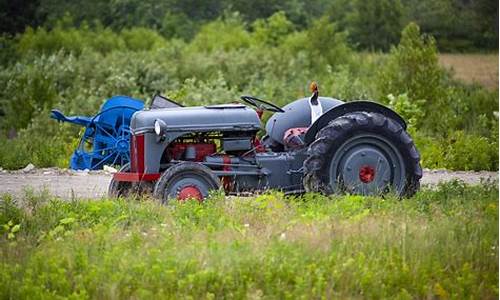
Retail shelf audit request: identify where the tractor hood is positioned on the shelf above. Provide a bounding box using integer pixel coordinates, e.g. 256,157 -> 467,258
130,104 -> 262,134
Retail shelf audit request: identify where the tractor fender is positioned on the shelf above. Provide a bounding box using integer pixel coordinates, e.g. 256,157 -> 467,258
304,100 -> 407,145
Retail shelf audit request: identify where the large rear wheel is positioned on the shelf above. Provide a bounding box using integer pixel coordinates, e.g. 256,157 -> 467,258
303,112 -> 421,197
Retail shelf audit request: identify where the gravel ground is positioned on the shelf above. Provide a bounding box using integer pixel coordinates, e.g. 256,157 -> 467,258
0,168 -> 497,199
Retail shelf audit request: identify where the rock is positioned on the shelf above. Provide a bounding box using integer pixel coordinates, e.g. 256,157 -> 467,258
74,169 -> 89,176
22,163 -> 35,173
103,165 -> 118,173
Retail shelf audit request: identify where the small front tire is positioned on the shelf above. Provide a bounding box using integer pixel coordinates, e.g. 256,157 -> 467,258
108,163 -> 132,198
153,162 -> 221,204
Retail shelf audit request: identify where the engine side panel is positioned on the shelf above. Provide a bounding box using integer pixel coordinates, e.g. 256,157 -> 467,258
252,151 -> 307,192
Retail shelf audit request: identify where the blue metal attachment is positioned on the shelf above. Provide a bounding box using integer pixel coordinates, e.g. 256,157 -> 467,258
51,96 -> 144,170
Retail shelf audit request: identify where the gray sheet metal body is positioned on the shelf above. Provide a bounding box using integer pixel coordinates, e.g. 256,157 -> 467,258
265,97 -> 344,145
130,104 -> 261,173
131,104 -> 261,135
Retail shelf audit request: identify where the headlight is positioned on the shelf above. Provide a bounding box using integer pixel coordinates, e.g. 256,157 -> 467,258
154,120 -> 162,135
154,119 -> 167,137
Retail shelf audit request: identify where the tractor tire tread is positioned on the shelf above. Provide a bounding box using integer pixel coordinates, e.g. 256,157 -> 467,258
303,111 -> 422,197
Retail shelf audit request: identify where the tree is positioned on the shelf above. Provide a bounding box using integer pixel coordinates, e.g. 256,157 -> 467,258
348,0 -> 404,51
378,23 -> 450,133
0,0 -> 40,35
305,17 -> 352,67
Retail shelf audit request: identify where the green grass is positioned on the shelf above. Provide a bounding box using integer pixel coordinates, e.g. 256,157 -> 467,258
0,181 -> 498,299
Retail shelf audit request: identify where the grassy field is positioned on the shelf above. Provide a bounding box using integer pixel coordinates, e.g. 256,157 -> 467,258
439,53 -> 499,90
0,181 -> 498,299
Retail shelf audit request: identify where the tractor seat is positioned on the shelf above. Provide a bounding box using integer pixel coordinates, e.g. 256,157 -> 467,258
283,127 -> 308,149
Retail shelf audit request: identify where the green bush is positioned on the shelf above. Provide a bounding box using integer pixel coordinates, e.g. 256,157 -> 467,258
252,11 -> 295,47
188,13 -> 252,53
387,93 -> 425,128
0,134 -> 74,170
16,24 -> 168,57
121,27 -> 167,51
443,131 -> 498,171
413,134 -> 446,169
414,130 -> 498,171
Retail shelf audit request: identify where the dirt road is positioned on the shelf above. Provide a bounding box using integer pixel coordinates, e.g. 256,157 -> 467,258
0,168 -> 497,199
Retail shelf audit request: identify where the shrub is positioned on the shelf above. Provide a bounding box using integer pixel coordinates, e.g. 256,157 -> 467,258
413,133 -> 446,169
121,27 -> 167,51
188,13 -> 251,53
387,93 -> 425,129
0,134 -> 73,170
16,24 -> 168,57
252,11 -> 295,47
443,131 -> 498,171
414,130 -> 498,171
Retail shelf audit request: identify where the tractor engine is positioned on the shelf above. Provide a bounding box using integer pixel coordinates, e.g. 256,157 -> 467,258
165,132 -> 256,164
167,142 -> 217,162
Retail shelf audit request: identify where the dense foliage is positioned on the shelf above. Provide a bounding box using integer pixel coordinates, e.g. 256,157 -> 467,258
0,181 -> 498,298
0,16 -> 497,171
2,0 -> 498,51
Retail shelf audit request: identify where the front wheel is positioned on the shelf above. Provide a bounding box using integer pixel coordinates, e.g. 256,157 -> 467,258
153,162 -> 221,204
108,163 -> 132,197
303,112 -> 422,197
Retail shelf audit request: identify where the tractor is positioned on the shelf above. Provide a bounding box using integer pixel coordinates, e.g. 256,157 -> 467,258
109,84 -> 422,203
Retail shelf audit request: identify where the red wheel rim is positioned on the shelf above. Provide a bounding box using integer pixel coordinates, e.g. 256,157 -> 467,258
177,185 -> 203,201
359,165 -> 375,183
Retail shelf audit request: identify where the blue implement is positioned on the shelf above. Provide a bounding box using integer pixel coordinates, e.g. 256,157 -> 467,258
51,96 -> 144,170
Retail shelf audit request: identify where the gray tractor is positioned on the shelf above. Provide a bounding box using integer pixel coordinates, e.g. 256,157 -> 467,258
109,84 -> 422,203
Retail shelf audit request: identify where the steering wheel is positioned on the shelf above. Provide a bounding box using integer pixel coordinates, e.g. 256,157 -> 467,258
240,96 -> 285,113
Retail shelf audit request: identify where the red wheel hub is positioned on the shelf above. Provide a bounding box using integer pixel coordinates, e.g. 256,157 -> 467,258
359,165 -> 375,183
177,185 -> 203,201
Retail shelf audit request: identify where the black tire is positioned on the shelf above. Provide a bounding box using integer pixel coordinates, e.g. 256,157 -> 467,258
153,162 -> 221,204
303,112 -> 422,197
108,163 -> 132,198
